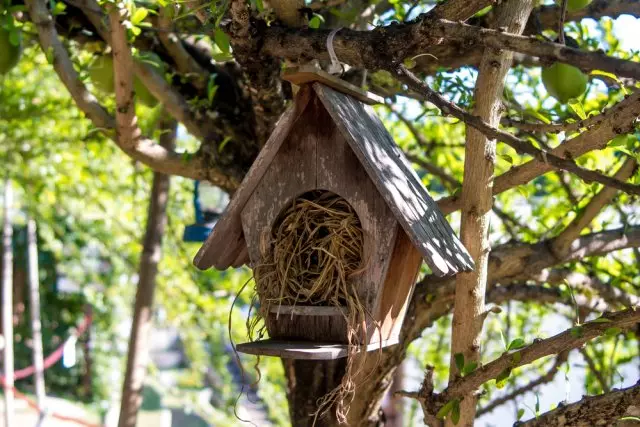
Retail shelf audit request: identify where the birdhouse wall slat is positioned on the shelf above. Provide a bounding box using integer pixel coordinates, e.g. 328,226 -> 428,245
314,83 -> 475,276
193,87 -> 313,270
376,226 -> 423,341
240,101 -> 319,268
314,100 -> 398,313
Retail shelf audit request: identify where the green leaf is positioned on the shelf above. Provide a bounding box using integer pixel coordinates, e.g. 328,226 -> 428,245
403,57 -> 417,69
218,136 -> 232,153
207,74 -> 218,104
618,417 -> 640,422
495,368 -> 511,389
590,317 -> 612,323
9,30 -> 20,47
535,393 -> 540,416
604,327 -> 621,337
499,329 -> 508,351
308,16 -> 322,29
436,400 -> 456,420
517,408 -> 525,420
461,361 -> 477,376
454,353 -> 465,372
591,70 -> 628,95
511,352 -> 522,364
500,154 -> 514,164
451,399 -> 460,425
508,338 -> 526,351
131,8 -> 149,25
568,99 -> 587,120
570,326 -> 584,338
214,28 -> 230,53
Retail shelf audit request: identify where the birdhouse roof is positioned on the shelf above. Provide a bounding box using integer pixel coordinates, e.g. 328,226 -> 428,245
194,81 -> 474,276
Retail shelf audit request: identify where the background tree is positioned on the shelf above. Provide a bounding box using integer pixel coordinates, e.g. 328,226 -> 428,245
1,0 -> 640,426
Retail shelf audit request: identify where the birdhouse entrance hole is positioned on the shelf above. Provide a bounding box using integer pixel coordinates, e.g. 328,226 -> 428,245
253,190 -> 369,344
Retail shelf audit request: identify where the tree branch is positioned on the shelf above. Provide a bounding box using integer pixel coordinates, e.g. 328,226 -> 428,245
443,307 -> 640,401
477,351 -> 569,416
552,157 -> 638,257
397,65 -> 640,196
24,0 -> 230,187
520,382 -> 640,426
447,3 -> 533,424
109,6 -> 139,150
438,90 -> 640,215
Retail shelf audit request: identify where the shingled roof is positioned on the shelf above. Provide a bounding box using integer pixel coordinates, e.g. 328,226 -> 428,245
194,82 -> 474,276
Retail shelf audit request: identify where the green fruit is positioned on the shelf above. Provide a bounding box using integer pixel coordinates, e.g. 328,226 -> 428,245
0,27 -> 22,75
541,63 -> 588,103
87,55 -> 115,93
134,52 -> 165,108
556,0 -> 592,12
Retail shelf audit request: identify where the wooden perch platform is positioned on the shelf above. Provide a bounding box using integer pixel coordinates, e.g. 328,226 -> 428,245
236,338 -> 399,360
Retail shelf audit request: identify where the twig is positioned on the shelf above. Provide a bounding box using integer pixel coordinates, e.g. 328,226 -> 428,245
578,347 -> 610,393
558,0 -> 568,45
477,351 -> 569,416
443,307 -> 640,401
396,65 -> 640,196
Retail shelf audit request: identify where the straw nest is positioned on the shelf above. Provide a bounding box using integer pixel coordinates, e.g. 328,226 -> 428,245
251,190 -> 372,423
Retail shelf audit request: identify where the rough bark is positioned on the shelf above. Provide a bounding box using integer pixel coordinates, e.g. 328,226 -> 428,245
521,382 -> 640,427
448,2 -> 533,425
117,119 -> 175,427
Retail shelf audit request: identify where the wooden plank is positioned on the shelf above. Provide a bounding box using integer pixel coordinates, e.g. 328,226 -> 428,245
314,102 -> 398,321
377,226 -> 423,342
194,86 -> 312,270
269,305 -> 346,316
230,244 -> 249,268
283,65 -> 383,106
314,83 -> 475,276
236,338 -> 400,360
240,96 -> 319,268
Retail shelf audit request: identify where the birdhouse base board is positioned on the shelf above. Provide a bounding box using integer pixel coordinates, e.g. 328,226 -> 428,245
236,338 -> 399,360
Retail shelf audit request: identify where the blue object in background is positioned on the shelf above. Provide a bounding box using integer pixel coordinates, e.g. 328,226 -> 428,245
183,181 -> 221,242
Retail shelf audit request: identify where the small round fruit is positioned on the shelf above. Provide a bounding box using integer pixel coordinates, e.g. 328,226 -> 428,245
0,27 -> 22,75
556,0 -> 592,12
541,63 -> 588,104
88,55 -> 115,93
134,52 -> 165,107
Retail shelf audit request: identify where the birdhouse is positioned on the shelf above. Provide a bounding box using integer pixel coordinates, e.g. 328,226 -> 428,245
194,67 -> 474,360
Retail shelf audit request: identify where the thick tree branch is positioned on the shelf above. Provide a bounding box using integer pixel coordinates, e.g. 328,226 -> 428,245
443,307 -> 640,401
24,0 -> 229,187
261,18 -> 640,80
438,90 -> 640,214
109,6 -> 139,150
521,382 -> 640,426
477,351 -> 569,416
397,65 -> 640,196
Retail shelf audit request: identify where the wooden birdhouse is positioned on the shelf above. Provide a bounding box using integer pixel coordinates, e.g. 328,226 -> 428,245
194,68 -> 474,360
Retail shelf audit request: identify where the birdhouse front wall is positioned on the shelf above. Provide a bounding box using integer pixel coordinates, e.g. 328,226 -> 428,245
240,96 -> 399,344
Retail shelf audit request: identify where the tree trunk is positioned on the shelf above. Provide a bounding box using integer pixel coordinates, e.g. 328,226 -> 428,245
448,1 -> 533,425
27,219 -> 47,414
117,119 -> 176,427
2,179 -> 15,427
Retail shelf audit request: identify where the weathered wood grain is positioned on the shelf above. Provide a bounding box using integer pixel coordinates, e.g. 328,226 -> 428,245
193,87 -> 312,270
283,65 -> 383,105
314,83 -> 474,276
236,338 -> 400,360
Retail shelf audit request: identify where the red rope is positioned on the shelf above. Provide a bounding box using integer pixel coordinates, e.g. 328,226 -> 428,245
1,312 -> 92,383
13,387 -> 101,427
1,313 -> 98,426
